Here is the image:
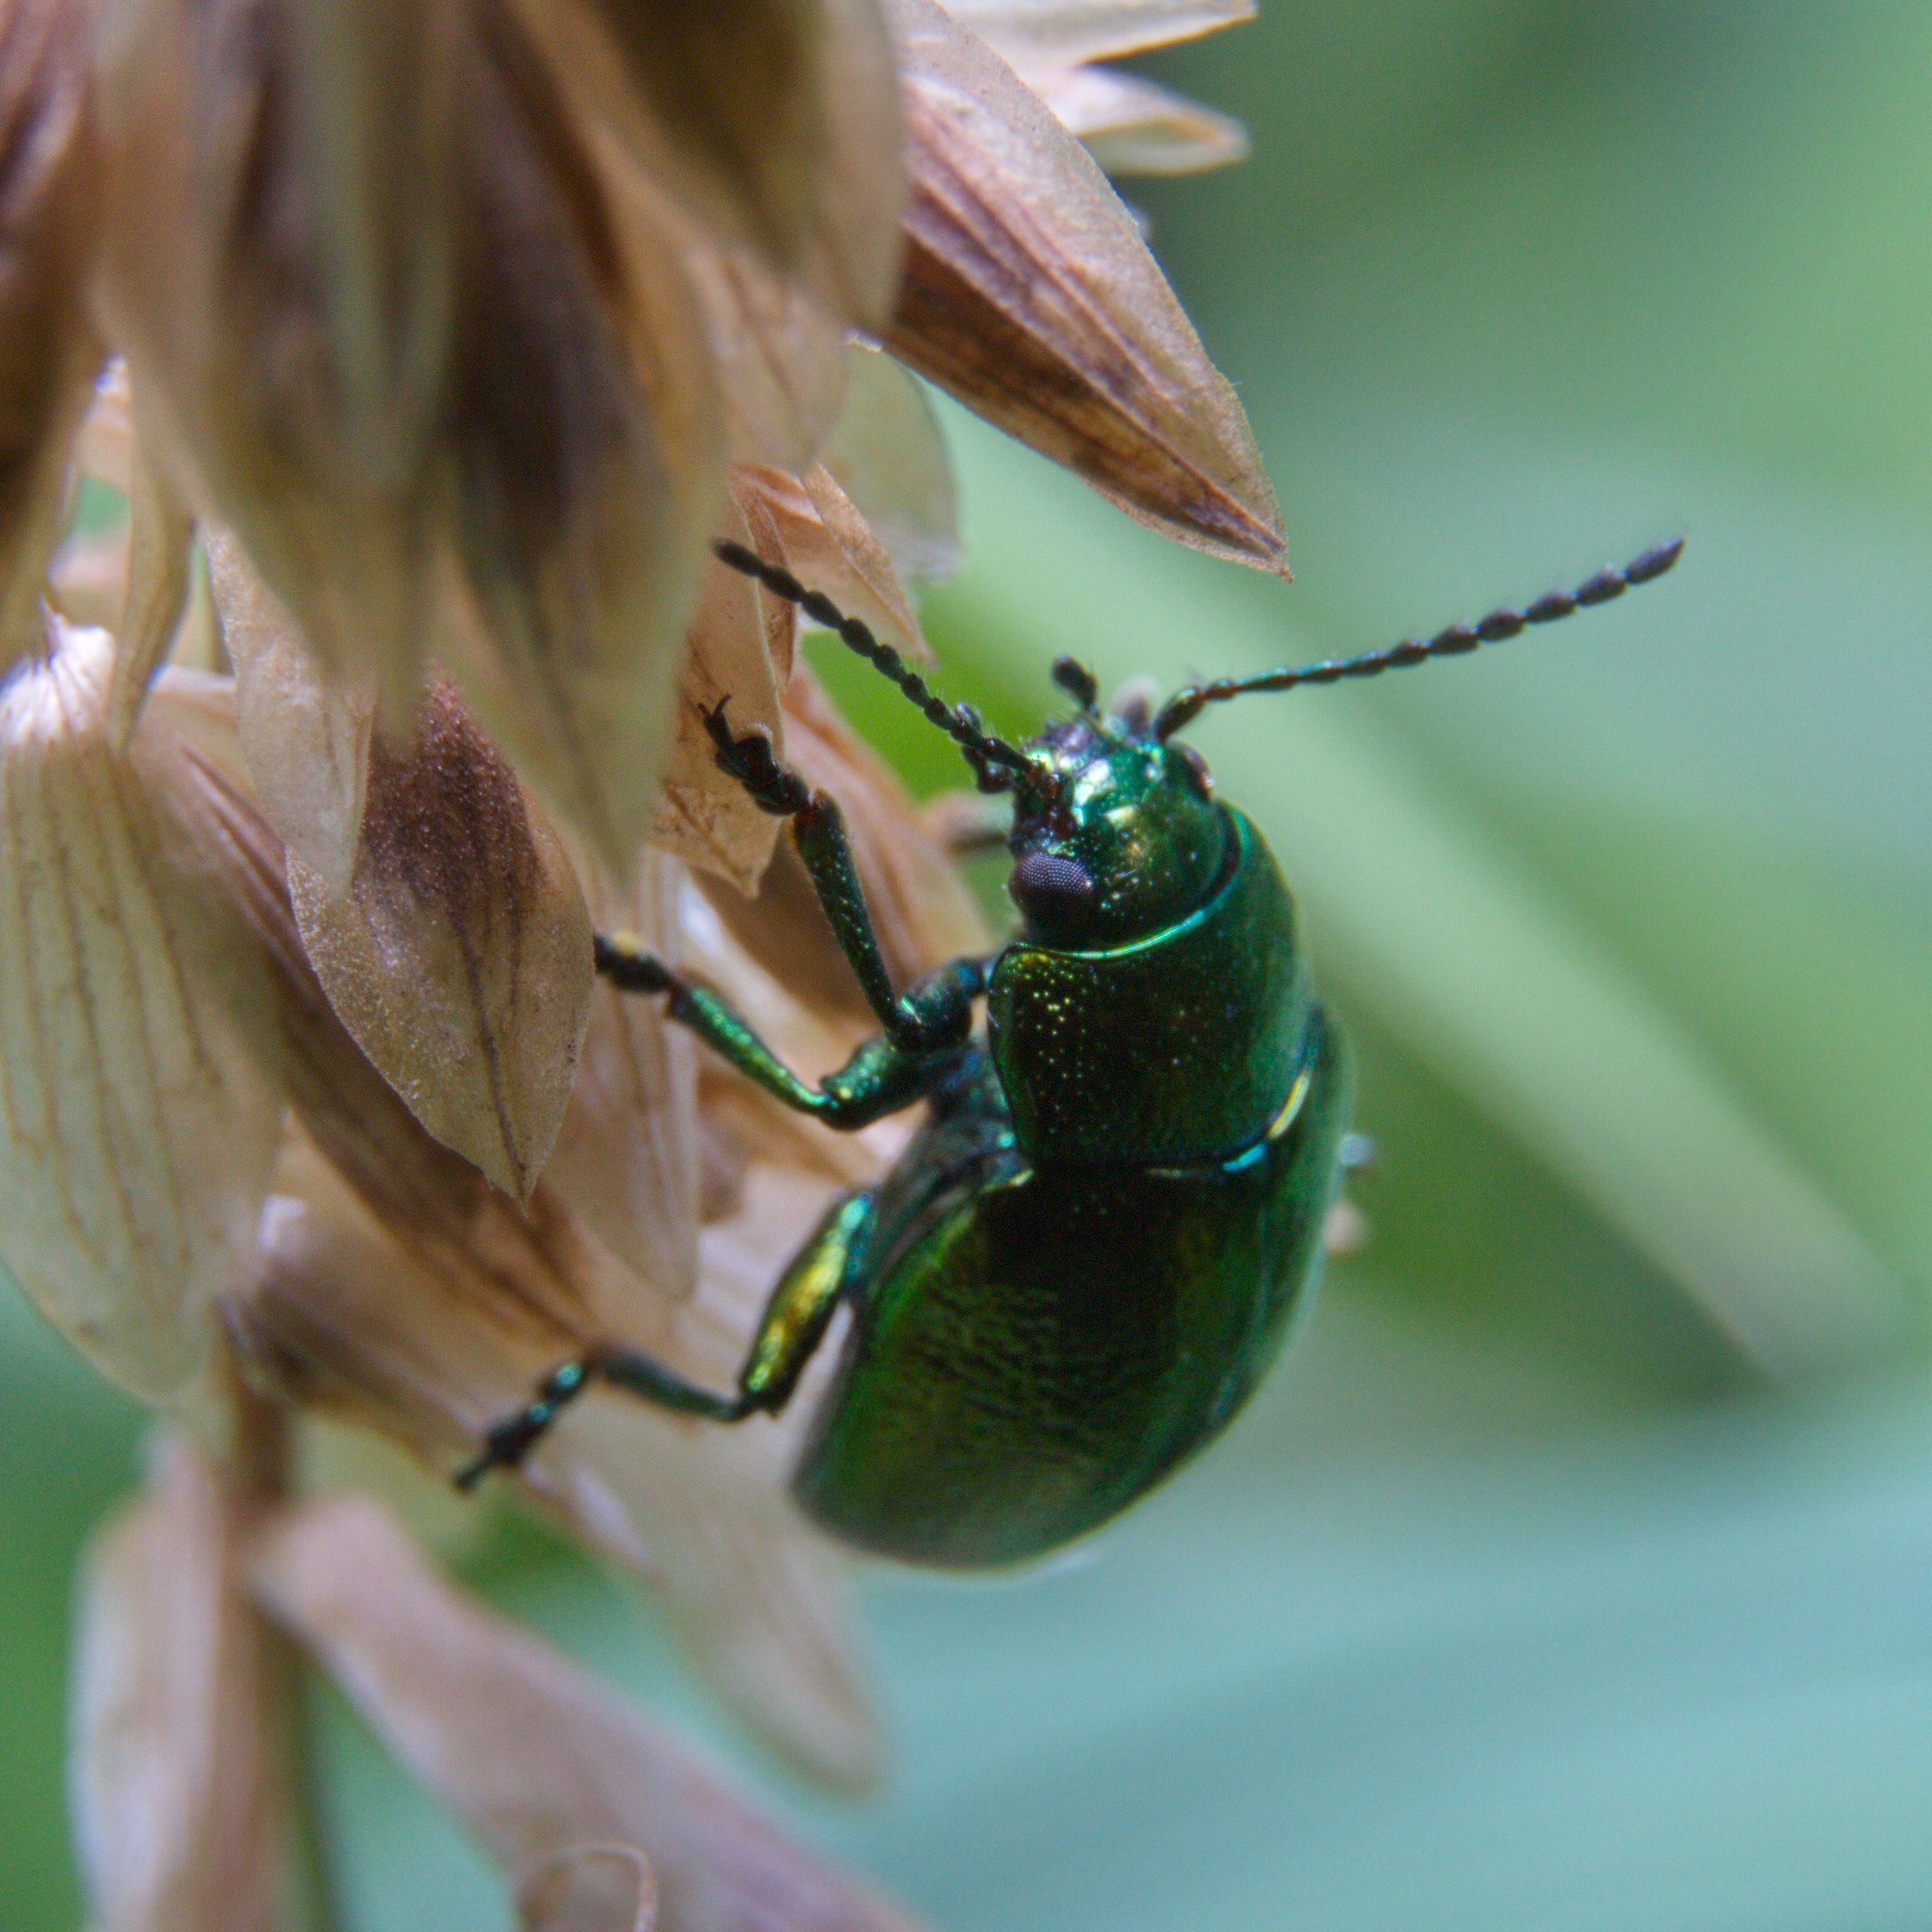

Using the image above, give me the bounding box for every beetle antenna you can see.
[713,540,1053,798]
[1154,537,1685,739]
[1051,656,1099,713]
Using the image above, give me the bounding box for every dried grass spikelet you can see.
[644,494,798,896]
[105,429,196,748]
[737,461,926,656]
[252,1491,926,1931]
[173,640,984,1780]
[136,697,882,1782]
[0,0,105,674]
[286,672,596,1201]
[644,456,934,895]
[76,0,912,887]
[85,0,912,883]
[883,0,1285,571]
[0,622,283,1404]
[205,528,375,897]
[71,1434,298,1932]
[424,0,728,880]
[75,1435,926,1932]
[947,0,1253,176]
[509,0,905,325]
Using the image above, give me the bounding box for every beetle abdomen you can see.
[791,1006,1349,1567]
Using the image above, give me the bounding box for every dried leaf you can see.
[287,676,594,1200]
[817,346,959,583]
[252,1494,920,1929]
[71,1434,292,1932]
[513,0,906,328]
[1029,64,1249,176]
[946,0,1254,67]
[0,624,283,1401]
[435,2,727,881]
[207,530,373,897]
[698,665,989,1025]
[883,0,1286,570]
[519,1846,656,1932]
[0,0,103,671]
[106,432,196,750]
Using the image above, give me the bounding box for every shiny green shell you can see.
[791,811,1349,1566]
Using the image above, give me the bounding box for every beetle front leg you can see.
[456,1192,872,1491]
[705,701,977,1055]
[594,932,948,1129]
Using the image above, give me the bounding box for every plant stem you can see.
[224,1345,345,1932]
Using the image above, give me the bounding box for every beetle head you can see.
[1005,709,1228,951]
[704,537,1689,953]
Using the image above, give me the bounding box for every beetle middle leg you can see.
[456,1191,874,1489]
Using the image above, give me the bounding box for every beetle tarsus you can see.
[455,1358,595,1491]
[703,699,812,816]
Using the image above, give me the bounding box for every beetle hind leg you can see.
[455,1192,874,1494]
[455,1348,755,1492]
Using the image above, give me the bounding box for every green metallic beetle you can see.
[458,534,1684,1567]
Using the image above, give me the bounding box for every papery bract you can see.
[71,1435,292,1932]
[253,1493,916,1925]
[884,0,1285,570]
[286,674,594,1201]
[815,345,959,584]
[513,0,906,330]
[0,0,103,672]
[0,624,283,1401]
[208,529,374,899]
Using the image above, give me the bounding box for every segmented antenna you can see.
[1051,656,1100,711]
[1154,537,1685,740]
[712,540,1050,796]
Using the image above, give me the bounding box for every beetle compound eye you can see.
[1009,849,1097,926]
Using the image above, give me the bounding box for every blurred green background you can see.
[7,2,1932,1925]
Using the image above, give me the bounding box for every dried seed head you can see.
[884,0,1285,570]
